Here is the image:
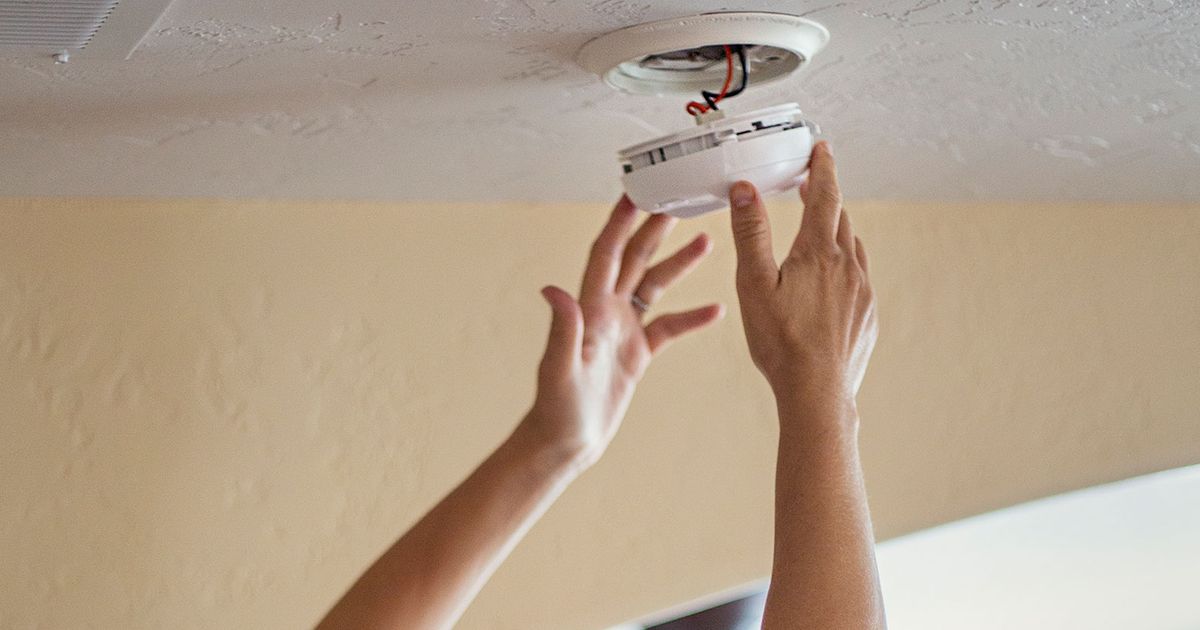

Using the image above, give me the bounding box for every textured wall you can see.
[2,198,1198,629]
[2,0,1199,203]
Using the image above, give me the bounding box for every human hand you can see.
[520,196,724,469]
[727,142,878,416]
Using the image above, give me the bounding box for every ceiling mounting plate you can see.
[576,12,830,96]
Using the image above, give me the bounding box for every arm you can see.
[315,422,582,630]
[317,196,723,630]
[726,142,885,629]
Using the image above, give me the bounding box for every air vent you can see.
[0,0,119,50]
[0,0,174,59]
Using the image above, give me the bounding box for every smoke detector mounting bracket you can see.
[576,12,830,96]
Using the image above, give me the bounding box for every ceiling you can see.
[2,0,1198,203]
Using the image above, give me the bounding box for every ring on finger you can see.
[630,293,651,314]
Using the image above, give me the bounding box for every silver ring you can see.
[630,293,650,314]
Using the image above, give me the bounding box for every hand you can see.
[521,197,724,468]
[727,142,878,415]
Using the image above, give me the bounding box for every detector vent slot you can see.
[621,116,815,174]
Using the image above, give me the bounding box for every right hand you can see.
[726,141,878,414]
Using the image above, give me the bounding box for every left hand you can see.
[521,196,724,469]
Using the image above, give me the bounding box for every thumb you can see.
[728,181,778,286]
[539,285,583,374]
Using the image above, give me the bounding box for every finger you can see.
[798,141,843,244]
[644,304,725,355]
[854,236,870,275]
[728,181,778,287]
[539,286,583,374]
[581,196,639,301]
[615,213,677,295]
[636,233,712,306]
[836,207,855,253]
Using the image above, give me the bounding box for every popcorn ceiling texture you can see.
[2,198,1198,629]
[1,0,1198,202]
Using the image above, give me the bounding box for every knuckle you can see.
[807,185,841,208]
[860,281,875,301]
[732,219,767,244]
[590,239,616,261]
[639,284,662,304]
[640,266,663,287]
[844,271,863,291]
[804,241,841,263]
[735,266,771,291]
[627,241,653,263]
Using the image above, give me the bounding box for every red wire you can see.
[713,45,736,102]
[686,44,735,116]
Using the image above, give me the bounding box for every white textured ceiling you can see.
[2,0,1198,203]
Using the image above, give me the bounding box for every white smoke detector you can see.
[576,12,829,218]
[0,0,175,60]
[619,103,817,218]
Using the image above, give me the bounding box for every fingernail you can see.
[730,181,755,208]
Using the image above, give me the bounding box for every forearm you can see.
[318,418,584,630]
[762,394,885,630]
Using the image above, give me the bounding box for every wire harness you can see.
[684,45,749,117]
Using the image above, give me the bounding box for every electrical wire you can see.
[702,45,750,109]
[685,44,735,116]
[685,45,749,116]
[722,45,749,100]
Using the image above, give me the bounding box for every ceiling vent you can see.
[0,0,174,60]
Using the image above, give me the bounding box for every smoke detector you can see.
[619,103,817,218]
[0,0,175,61]
[576,12,829,218]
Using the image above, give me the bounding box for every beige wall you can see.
[2,198,1197,629]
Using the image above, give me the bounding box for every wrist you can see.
[508,413,594,479]
[771,380,860,437]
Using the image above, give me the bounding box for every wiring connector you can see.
[693,109,726,126]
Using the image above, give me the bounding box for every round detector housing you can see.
[619,103,817,218]
[576,12,829,96]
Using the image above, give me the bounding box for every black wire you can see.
[701,45,749,111]
[724,45,750,99]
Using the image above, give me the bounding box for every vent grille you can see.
[0,0,121,50]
